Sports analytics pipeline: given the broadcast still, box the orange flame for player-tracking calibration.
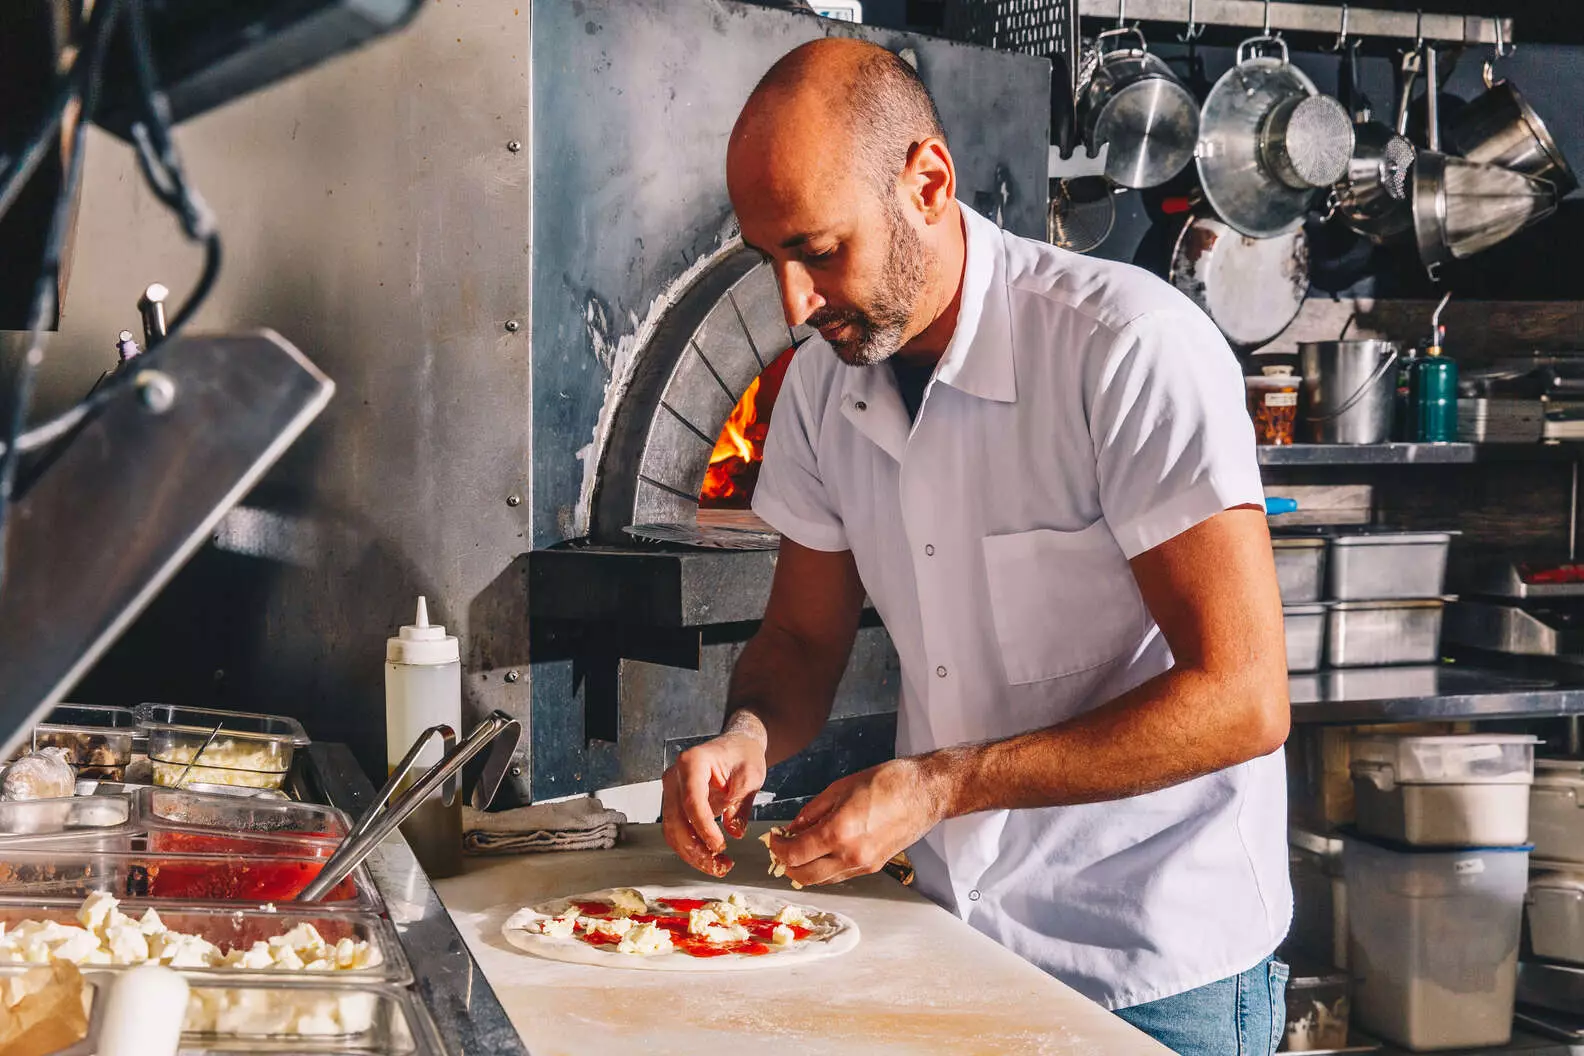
[699,345,797,508]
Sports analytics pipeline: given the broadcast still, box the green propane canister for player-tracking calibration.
[1409,291,1458,443]
[1409,345,1459,442]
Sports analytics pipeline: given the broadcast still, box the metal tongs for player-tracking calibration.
[296,710,522,901]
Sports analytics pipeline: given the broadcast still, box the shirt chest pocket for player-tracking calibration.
[981,522,1149,685]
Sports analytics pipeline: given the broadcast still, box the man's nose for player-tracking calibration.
[775,262,824,328]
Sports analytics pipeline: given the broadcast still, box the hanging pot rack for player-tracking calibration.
[1077,0,1513,48]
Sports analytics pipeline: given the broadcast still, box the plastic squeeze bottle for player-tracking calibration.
[385,596,463,878]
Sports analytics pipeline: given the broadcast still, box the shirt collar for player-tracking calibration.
[931,201,1017,404]
[838,200,1017,412]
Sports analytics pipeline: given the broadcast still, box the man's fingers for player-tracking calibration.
[721,792,754,840]
[789,858,871,888]
[679,760,729,855]
[662,772,732,876]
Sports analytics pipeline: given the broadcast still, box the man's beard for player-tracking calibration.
[808,199,928,367]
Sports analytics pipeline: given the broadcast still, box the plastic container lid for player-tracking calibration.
[1350,734,1539,785]
[1246,374,1303,392]
[387,596,460,666]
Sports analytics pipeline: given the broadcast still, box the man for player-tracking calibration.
[661,37,1292,1055]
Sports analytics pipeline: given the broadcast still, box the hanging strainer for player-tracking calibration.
[1048,177,1116,253]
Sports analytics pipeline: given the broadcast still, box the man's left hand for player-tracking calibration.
[769,757,948,886]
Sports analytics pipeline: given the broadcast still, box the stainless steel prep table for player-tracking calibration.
[429,822,1170,1056]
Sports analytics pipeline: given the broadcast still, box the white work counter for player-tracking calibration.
[433,822,1168,1056]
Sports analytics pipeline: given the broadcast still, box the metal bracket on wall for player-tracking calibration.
[1076,0,1512,46]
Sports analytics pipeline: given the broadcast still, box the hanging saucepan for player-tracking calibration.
[1078,27,1200,190]
[1412,46,1562,277]
[1331,41,1416,244]
[1169,204,1311,351]
[1447,62,1578,196]
[1197,36,1355,238]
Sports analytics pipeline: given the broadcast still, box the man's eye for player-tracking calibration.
[804,246,837,263]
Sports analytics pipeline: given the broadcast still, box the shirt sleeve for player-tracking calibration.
[751,358,850,553]
[1087,308,1265,560]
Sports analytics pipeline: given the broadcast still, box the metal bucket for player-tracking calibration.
[1299,340,1399,444]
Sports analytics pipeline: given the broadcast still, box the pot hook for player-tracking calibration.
[1115,0,1128,30]
[1493,18,1513,60]
[1331,4,1349,52]
[1177,0,1204,42]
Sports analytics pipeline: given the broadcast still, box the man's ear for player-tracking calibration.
[904,137,956,223]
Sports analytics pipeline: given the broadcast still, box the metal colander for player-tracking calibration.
[1381,134,1416,200]
[1263,94,1355,190]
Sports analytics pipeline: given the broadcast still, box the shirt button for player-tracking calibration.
[854,400,867,411]
[936,665,947,678]
[969,889,981,902]
[924,544,935,556]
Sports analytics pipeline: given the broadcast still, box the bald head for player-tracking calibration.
[732,38,946,199]
[726,38,963,368]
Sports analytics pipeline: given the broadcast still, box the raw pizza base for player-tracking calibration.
[501,884,860,972]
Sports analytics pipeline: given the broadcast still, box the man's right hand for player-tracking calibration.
[661,731,768,877]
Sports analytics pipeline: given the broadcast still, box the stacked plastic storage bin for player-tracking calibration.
[1517,759,1584,1023]
[1346,734,1539,1050]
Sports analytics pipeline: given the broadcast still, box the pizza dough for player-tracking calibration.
[501,884,859,972]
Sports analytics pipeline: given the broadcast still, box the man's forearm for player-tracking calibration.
[723,623,848,767]
[917,663,1289,818]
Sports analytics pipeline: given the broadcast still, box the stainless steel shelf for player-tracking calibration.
[1258,443,1475,466]
[1290,661,1584,724]
[1257,443,1584,466]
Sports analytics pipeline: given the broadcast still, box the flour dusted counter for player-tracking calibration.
[431,823,1168,1056]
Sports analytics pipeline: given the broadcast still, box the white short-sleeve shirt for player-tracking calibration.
[752,202,1291,1009]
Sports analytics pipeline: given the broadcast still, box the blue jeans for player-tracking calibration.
[1114,957,1290,1056]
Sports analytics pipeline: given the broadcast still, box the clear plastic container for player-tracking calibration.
[0,794,137,847]
[177,981,435,1051]
[1283,970,1350,1051]
[1528,870,1584,965]
[0,849,374,908]
[6,969,440,1054]
[1351,735,1537,847]
[31,704,138,780]
[1289,829,1347,970]
[0,903,409,984]
[1531,759,1584,864]
[1344,837,1528,1051]
[137,787,347,858]
[1247,372,1303,445]
[136,704,310,791]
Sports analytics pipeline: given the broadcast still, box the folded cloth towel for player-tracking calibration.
[462,797,626,855]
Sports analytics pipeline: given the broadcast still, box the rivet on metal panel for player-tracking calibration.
[510,765,522,777]
[506,494,522,507]
[505,669,521,683]
[507,140,522,152]
[135,370,178,414]
[504,319,521,332]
